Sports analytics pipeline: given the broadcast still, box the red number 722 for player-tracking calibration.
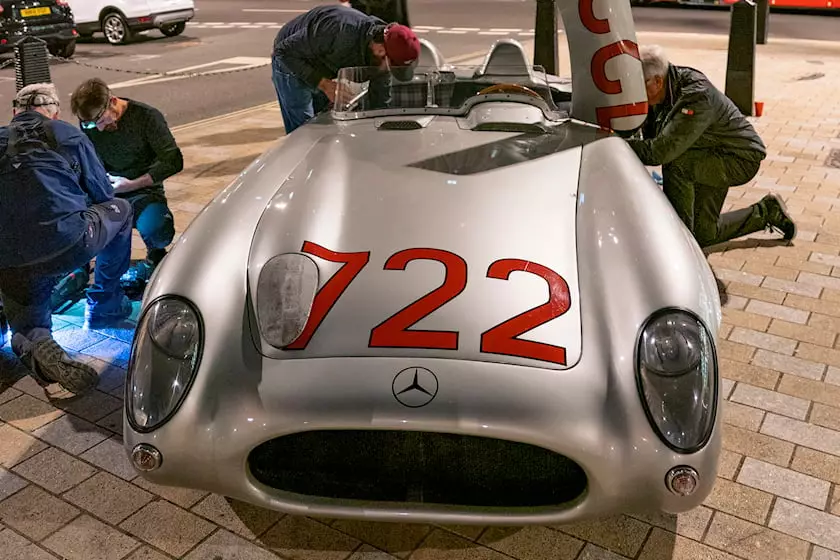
[282,241,572,366]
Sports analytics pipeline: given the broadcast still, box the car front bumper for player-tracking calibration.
[124,347,722,526]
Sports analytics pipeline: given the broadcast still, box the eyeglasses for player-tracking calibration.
[80,99,110,130]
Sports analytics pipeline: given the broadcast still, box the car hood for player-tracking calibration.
[247,119,606,370]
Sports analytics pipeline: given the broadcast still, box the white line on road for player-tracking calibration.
[451,27,480,31]
[490,28,522,31]
[478,31,511,35]
[414,25,444,30]
[438,30,467,34]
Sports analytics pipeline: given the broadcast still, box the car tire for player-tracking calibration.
[48,40,76,59]
[102,12,132,45]
[160,21,186,37]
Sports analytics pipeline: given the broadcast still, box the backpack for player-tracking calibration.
[0,116,77,178]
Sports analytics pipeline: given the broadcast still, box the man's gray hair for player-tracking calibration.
[639,45,669,81]
[13,82,60,110]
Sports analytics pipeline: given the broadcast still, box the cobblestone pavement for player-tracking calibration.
[1,33,839,560]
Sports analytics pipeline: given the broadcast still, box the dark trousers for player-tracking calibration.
[662,148,766,248]
[120,190,175,265]
[0,199,132,357]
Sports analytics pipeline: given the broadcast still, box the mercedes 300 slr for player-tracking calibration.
[123,1,722,526]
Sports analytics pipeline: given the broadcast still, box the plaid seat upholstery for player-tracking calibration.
[390,72,456,109]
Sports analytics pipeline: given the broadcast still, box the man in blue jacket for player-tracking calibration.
[271,4,420,133]
[0,83,133,395]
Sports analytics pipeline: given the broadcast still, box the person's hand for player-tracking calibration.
[318,78,338,104]
[110,175,132,193]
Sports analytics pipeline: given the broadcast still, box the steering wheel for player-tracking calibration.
[477,83,543,99]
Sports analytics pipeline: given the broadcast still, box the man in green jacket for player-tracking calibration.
[628,45,796,248]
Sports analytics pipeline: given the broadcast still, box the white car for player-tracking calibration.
[67,0,194,44]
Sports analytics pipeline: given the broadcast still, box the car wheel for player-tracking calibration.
[102,12,132,45]
[48,41,76,59]
[160,21,186,37]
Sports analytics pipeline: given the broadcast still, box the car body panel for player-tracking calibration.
[67,0,193,29]
[247,117,590,370]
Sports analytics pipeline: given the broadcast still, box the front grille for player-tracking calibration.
[248,430,588,508]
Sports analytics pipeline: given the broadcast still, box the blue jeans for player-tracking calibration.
[271,55,330,134]
[0,199,132,356]
[121,191,175,265]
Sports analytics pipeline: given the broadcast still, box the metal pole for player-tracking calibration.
[534,0,558,75]
[756,0,769,44]
[724,0,757,116]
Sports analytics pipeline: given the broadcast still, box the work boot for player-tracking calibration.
[120,260,156,300]
[86,294,133,329]
[761,194,797,241]
[15,334,99,395]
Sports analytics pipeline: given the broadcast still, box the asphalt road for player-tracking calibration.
[0,0,836,127]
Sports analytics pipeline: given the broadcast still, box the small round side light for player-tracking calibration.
[131,444,163,472]
[666,466,699,497]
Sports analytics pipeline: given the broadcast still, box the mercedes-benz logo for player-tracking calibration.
[392,367,439,408]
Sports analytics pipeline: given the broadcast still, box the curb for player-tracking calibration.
[172,102,279,133]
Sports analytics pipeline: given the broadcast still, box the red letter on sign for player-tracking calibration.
[285,241,370,349]
[579,0,610,34]
[480,259,571,365]
[591,40,640,95]
[369,248,468,350]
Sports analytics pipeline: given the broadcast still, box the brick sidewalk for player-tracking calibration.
[1,33,840,560]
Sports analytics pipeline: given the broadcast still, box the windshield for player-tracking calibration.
[332,64,567,120]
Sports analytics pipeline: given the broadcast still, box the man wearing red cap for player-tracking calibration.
[272,4,420,133]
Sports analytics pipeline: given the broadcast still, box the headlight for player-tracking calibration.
[636,309,717,453]
[126,297,202,432]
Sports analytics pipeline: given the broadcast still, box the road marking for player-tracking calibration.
[242,8,308,12]
[490,28,522,31]
[108,57,271,89]
[478,31,510,35]
[188,23,552,36]
[451,27,480,31]
[414,25,444,30]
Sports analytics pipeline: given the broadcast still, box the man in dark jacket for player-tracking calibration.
[70,78,184,296]
[0,83,133,395]
[628,45,796,248]
[271,4,420,133]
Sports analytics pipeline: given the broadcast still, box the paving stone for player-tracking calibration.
[628,506,712,541]
[769,499,840,553]
[259,516,361,560]
[729,327,797,355]
[577,544,631,560]
[346,545,400,560]
[637,528,739,560]
[478,526,585,560]
[761,276,823,298]
[53,389,123,423]
[813,548,840,560]
[410,529,511,560]
[777,375,840,408]
[736,457,831,509]
[12,447,96,494]
[767,319,836,347]
[121,500,216,558]
[63,471,154,524]
[704,511,810,560]
[751,349,825,380]
[0,467,27,502]
[0,395,64,432]
[553,515,649,558]
[191,494,283,540]
[0,485,80,541]
[131,477,208,508]
[0,528,59,560]
[722,401,764,431]
[0,423,47,468]
[761,413,840,457]
[43,514,139,560]
[123,547,173,560]
[722,424,795,467]
[719,358,780,389]
[184,529,281,560]
[827,366,840,386]
[703,478,774,524]
[746,299,809,324]
[80,436,137,480]
[811,403,840,431]
[329,519,431,558]
[730,383,810,420]
[31,415,110,455]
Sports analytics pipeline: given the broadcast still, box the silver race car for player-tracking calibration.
[124,1,722,526]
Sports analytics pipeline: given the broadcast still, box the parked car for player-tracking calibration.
[65,0,194,45]
[0,0,77,58]
[123,7,724,526]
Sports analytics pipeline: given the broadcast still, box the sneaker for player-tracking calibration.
[18,336,98,395]
[86,294,133,329]
[761,194,797,241]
